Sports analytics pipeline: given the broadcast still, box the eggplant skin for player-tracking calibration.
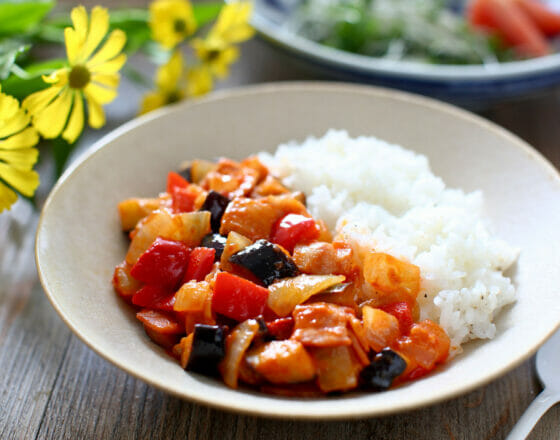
[229,239,299,286]
[200,190,230,232]
[201,233,227,261]
[186,324,226,377]
[359,349,407,391]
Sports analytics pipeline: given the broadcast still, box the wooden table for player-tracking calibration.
[1,34,560,439]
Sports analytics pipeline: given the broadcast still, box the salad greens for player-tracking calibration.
[292,0,514,64]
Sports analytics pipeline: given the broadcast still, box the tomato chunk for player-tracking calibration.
[266,317,294,340]
[270,214,320,253]
[514,0,560,36]
[379,301,414,335]
[212,272,269,321]
[130,237,190,288]
[183,247,216,283]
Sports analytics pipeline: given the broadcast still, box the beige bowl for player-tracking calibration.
[36,82,560,419]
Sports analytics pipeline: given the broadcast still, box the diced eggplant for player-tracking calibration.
[360,349,407,391]
[200,190,230,232]
[177,167,192,183]
[229,239,299,286]
[201,233,227,261]
[185,324,226,377]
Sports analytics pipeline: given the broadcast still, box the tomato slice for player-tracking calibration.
[468,0,550,57]
[212,272,269,321]
[167,171,189,194]
[514,0,560,36]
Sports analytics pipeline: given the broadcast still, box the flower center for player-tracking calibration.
[174,18,187,34]
[69,65,91,89]
[206,50,221,62]
[167,91,182,104]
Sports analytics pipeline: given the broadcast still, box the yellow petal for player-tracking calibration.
[91,53,127,74]
[83,82,117,104]
[91,73,120,88]
[210,46,239,79]
[32,89,73,139]
[0,148,38,170]
[22,86,63,116]
[0,163,39,197]
[79,6,110,63]
[65,28,82,65]
[87,29,127,67]
[70,6,88,42]
[0,181,18,213]
[156,50,183,92]
[84,92,105,128]
[139,91,167,115]
[62,92,84,143]
[0,109,29,140]
[0,93,20,120]
[42,68,69,85]
[187,66,213,97]
[0,127,39,150]
[210,2,254,44]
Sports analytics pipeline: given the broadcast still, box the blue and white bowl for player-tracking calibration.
[253,0,560,104]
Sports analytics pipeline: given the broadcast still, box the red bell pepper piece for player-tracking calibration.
[182,247,216,283]
[130,237,190,288]
[270,213,320,253]
[151,293,176,312]
[212,272,269,321]
[380,301,414,335]
[167,171,189,193]
[167,171,198,213]
[266,317,294,340]
[132,285,169,307]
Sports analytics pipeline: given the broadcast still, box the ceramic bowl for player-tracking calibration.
[36,82,560,419]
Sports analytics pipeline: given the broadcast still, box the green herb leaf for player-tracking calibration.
[0,0,55,36]
[0,58,65,99]
[193,2,223,28]
[51,136,78,178]
[0,40,30,80]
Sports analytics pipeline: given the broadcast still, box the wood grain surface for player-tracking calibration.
[1,3,559,438]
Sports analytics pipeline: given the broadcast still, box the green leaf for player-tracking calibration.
[0,0,55,36]
[193,2,222,28]
[51,136,78,178]
[0,40,30,80]
[0,58,65,99]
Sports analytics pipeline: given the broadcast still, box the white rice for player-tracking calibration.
[260,130,518,350]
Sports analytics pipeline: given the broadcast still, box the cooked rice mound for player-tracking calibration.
[260,130,518,349]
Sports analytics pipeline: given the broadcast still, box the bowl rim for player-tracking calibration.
[35,81,560,419]
[252,11,560,82]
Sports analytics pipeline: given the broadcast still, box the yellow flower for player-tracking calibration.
[186,66,213,97]
[207,1,255,45]
[191,1,254,79]
[149,0,197,49]
[191,39,239,79]
[23,6,127,144]
[0,86,40,213]
[140,50,187,114]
